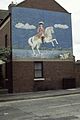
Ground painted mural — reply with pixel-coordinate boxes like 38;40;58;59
12;7;73;61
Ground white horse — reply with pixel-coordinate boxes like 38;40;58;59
28;26;58;55
44;26;58;46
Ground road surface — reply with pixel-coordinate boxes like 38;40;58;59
0;93;80;120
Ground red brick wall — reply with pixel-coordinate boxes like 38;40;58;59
75;63;80;87
12;61;34;92
34;61;75;91
18;0;68;13
12;60;75;92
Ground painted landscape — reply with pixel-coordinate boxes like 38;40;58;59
12;7;73;61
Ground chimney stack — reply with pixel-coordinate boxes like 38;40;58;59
8;1;16;13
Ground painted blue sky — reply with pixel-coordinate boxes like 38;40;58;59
0;0;80;60
12;7;72;49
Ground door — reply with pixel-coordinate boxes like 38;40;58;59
0;65;4;88
63;78;76;89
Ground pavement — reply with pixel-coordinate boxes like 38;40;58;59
0;88;80;102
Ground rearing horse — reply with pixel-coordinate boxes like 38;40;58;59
28;26;58;56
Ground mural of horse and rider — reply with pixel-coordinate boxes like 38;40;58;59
28;24;58;56
12;7;73;60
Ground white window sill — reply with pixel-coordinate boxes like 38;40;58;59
34;78;45;81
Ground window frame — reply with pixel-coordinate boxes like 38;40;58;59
34;62;43;79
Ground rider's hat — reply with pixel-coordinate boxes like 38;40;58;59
39;21;44;25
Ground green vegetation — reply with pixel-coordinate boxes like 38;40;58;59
0;48;11;61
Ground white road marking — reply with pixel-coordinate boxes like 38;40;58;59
49;102;80;109
4;113;9;115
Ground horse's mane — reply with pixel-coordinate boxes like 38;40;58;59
45;26;53;34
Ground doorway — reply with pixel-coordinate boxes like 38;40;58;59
0;65;4;88
63;78;76;89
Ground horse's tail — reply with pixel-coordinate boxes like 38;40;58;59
28;37;33;47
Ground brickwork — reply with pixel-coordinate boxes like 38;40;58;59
34;61;75;91
12;61;34;92
18;0;68;13
75;62;80;87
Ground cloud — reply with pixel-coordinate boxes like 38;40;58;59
15;23;36;29
54;24;69;29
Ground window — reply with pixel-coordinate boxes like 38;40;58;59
34;62;43;78
5;34;8;48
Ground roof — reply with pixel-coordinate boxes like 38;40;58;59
17;0;69;13
0;10;9;20
0;14;10;27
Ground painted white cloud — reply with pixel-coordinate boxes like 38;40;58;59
54;24;69;29
15;23;36;29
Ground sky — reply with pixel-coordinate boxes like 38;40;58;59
0;0;80;61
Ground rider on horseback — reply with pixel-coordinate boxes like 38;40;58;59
37;21;45;42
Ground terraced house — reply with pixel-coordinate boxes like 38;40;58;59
0;0;80;93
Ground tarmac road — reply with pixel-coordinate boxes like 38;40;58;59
0;93;80;120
